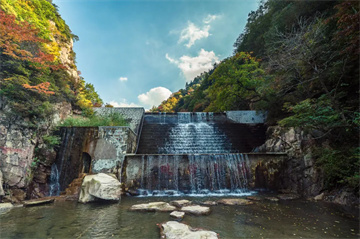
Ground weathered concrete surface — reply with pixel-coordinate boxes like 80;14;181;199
54;126;137;194
123;153;287;192
130;202;176;212
78;173;121;203
226;111;267;124
159;221;219;239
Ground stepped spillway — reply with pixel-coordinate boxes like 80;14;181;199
137;112;266;154
126;112;267;196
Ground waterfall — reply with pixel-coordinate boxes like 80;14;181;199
128;112;268;196
49;164;60;196
135;153;251;196
159;113;234;154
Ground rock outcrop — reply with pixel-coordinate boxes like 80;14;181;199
78;173;121;203
159;221;218;239
257;126;323;197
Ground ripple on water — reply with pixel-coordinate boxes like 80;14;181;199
0;196;358;238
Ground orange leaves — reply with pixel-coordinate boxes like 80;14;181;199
0;9;65;70
22;82;55;95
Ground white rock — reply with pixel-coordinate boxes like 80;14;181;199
160;221;218;239
314;192;325;201
0;203;14;210
79;173;121;203
130;202;176;212
181;205;211;215
170;211;185;219
170;199;191;208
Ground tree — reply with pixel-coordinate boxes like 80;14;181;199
205;52;265;112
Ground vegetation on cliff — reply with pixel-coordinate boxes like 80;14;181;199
0;0;102;123
152;1;359;193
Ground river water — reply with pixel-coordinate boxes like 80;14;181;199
0;194;358;239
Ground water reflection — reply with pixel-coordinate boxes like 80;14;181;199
0;195;358;238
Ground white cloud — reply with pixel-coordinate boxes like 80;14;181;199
177;14;220;48
119;77;128;82
179;22;210;48
138;87;172;107
166;49;219;82
203;14;219;24
109;100;139;108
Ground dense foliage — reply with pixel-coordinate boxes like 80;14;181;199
0;1;102;123
154;0;359;192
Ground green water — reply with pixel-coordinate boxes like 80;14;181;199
0;195;358;239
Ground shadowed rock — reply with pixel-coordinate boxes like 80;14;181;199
217;198;254;206
277;194;300;200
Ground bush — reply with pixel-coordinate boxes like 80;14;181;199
43;134;61;148
315;147;359;192
60;112;128;127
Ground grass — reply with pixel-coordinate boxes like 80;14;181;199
60;112;128;127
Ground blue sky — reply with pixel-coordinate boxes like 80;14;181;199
53;0;259;109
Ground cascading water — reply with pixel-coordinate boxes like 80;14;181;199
159;113;236;154
135;112;255;196
49;163;60;196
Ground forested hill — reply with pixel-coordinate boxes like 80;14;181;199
152;1;359;192
0;0;102;121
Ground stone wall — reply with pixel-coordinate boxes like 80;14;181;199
0;100;72;190
94;107;145;134
53;126;137;194
226;111;267;124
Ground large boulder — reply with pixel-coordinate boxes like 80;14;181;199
78;173;121;203
130;202;176;212
159;221;218;239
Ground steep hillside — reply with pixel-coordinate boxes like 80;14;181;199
0;0;102;199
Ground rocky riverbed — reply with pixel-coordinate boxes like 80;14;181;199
0;194;358;238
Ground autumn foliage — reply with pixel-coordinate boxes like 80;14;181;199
23;82;55;95
0;9;63;70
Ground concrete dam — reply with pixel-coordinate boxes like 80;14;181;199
51;109;286;197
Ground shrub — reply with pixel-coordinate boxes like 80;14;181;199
60;112;128;127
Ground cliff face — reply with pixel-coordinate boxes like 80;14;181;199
0;1;81;200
